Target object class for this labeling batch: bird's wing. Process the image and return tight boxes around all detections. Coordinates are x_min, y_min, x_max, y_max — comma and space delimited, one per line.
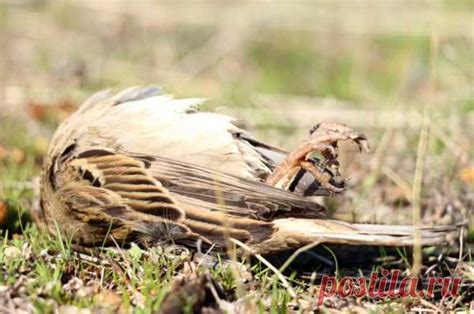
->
47, 147, 196, 246
47, 142, 325, 247
144, 153, 327, 220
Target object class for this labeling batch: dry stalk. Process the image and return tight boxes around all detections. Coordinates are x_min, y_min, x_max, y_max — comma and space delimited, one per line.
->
278, 240, 322, 274
230, 238, 297, 299
411, 110, 430, 276
213, 175, 246, 299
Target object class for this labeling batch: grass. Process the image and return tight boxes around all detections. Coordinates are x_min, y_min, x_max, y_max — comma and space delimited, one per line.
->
0, 1, 473, 312
0, 224, 303, 312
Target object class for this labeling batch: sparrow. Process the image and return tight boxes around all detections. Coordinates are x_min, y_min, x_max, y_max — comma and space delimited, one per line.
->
36, 86, 452, 254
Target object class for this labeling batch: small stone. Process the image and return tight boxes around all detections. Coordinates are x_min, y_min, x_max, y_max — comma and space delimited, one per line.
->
58, 305, 92, 314
63, 277, 83, 293
3, 246, 21, 262
94, 290, 122, 310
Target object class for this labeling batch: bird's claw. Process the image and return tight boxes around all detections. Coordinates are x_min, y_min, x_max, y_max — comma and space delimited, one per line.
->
309, 122, 370, 154
266, 122, 369, 194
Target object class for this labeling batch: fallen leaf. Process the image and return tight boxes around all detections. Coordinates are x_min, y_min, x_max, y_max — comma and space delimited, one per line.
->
28, 102, 47, 121
57, 99, 77, 114
459, 166, 474, 184
0, 146, 7, 159
0, 202, 6, 226
10, 148, 25, 164
28, 99, 78, 124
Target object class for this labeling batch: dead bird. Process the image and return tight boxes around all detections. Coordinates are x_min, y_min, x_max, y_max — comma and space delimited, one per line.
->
36, 86, 454, 254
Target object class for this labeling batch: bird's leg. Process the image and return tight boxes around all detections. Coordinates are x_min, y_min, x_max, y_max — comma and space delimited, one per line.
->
265, 142, 335, 189
300, 160, 345, 193
265, 122, 369, 192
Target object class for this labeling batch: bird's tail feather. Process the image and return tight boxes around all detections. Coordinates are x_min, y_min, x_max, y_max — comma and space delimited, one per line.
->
253, 218, 457, 254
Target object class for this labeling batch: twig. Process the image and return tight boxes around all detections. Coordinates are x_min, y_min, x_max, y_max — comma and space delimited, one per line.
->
457, 227, 464, 270
417, 297, 443, 312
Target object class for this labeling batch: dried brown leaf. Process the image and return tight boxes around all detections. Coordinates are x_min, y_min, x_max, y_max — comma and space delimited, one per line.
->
0, 201, 7, 226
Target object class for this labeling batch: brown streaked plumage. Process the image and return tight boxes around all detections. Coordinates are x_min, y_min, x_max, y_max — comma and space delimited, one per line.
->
36, 86, 453, 254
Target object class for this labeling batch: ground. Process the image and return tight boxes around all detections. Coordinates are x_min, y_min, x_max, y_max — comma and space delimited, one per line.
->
0, 1, 473, 312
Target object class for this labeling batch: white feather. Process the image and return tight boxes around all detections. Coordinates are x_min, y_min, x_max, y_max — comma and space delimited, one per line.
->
82, 94, 271, 179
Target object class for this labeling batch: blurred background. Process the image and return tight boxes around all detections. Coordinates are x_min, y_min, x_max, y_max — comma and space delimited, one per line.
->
0, 1, 472, 234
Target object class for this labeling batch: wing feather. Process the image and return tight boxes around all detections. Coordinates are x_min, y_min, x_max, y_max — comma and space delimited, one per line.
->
145, 153, 326, 220
60, 148, 326, 247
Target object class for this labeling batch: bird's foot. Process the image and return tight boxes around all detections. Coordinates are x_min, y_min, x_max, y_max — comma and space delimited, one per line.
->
265, 122, 369, 193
